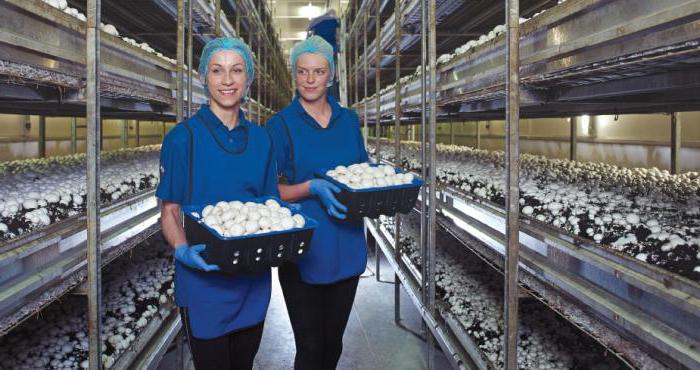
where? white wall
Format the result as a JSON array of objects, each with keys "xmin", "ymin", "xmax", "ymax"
[
  {"xmin": 394, "ymin": 112, "xmax": 700, "ymax": 171},
  {"xmin": 0, "ymin": 114, "xmax": 175, "ymax": 161}
]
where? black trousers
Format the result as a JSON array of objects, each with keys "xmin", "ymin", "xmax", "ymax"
[
  {"xmin": 180, "ymin": 308, "xmax": 264, "ymax": 370},
  {"xmin": 279, "ymin": 262, "xmax": 360, "ymax": 370}
]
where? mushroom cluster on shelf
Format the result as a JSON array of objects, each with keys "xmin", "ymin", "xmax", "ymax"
[
  {"xmin": 325, "ymin": 163, "xmax": 414, "ymax": 190},
  {"xmin": 357, "ymin": 0, "xmax": 571, "ymax": 107},
  {"xmin": 199, "ymin": 199, "xmax": 306, "ymax": 238},
  {"xmin": 41, "ymin": 0, "xmax": 178, "ymax": 64},
  {"xmin": 373, "ymin": 141, "xmax": 700, "ymax": 281},
  {"xmin": 0, "ymin": 237, "xmax": 174, "ymax": 369},
  {"xmin": 379, "ymin": 215, "xmax": 626, "ymax": 370},
  {"xmin": 0, "ymin": 146, "xmax": 160, "ymax": 242}
]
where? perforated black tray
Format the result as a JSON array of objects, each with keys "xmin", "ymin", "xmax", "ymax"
[
  {"xmin": 316, "ymin": 164, "xmax": 423, "ymax": 222},
  {"xmin": 182, "ymin": 196, "xmax": 317, "ymax": 274}
]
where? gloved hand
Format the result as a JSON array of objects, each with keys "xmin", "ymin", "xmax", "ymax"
[
  {"xmin": 309, "ymin": 179, "xmax": 347, "ymax": 219},
  {"xmin": 174, "ymin": 244, "xmax": 220, "ymax": 272}
]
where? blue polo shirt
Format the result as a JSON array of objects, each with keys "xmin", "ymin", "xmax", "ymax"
[
  {"xmin": 266, "ymin": 95, "xmax": 368, "ymax": 284},
  {"xmin": 157, "ymin": 105, "xmax": 278, "ymax": 339}
]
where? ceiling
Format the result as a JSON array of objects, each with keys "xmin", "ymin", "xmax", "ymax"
[{"xmin": 267, "ymin": 0, "xmax": 349, "ymax": 62}]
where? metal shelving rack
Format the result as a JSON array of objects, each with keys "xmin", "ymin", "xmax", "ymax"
[
  {"xmin": 0, "ymin": 0, "xmax": 289, "ymax": 369},
  {"xmin": 342, "ymin": 0, "xmax": 700, "ymax": 369}
]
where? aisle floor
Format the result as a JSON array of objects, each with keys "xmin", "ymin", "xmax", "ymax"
[{"xmin": 159, "ymin": 254, "xmax": 452, "ymax": 370}]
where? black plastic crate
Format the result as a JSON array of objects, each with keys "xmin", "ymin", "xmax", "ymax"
[
  {"xmin": 316, "ymin": 164, "xmax": 423, "ymax": 222},
  {"xmin": 182, "ymin": 196, "xmax": 318, "ymax": 274}
]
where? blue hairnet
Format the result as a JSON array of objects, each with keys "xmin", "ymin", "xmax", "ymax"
[
  {"xmin": 290, "ymin": 35, "xmax": 335, "ymax": 87},
  {"xmin": 198, "ymin": 37, "xmax": 255, "ymax": 97}
]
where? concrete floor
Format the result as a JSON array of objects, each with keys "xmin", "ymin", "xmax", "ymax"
[{"xmin": 159, "ymin": 254, "xmax": 451, "ymax": 370}]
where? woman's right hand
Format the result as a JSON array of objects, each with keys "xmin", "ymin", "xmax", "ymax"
[
  {"xmin": 175, "ymin": 244, "xmax": 221, "ymax": 272},
  {"xmin": 309, "ymin": 179, "xmax": 347, "ymax": 219}
]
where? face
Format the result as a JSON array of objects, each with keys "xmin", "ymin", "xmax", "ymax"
[
  {"xmin": 295, "ymin": 53, "xmax": 330, "ymax": 103},
  {"xmin": 206, "ymin": 50, "xmax": 247, "ymax": 110}
]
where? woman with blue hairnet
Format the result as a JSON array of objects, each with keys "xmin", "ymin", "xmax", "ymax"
[
  {"xmin": 266, "ymin": 35, "xmax": 369, "ymax": 370},
  {"xmin": 157, "ymin": 37, "xmax": 277, "ymax": 370}
]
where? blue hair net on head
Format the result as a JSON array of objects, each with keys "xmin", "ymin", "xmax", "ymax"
[
  {"xmin": 198, "ymin": 37, "xmax": 255, "ymax": 97},
  {"xmin": 290, "ymin": 35, "xmax": 335, "ymax": 87}
]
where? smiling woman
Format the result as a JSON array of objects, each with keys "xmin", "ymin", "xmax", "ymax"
[
  {"xmin": 265, "ymin": 35, "xmax": 369, "ymax": 370},
  {"xmin": 206, "ymin": 51, "xmax": 248, "ymax": 127},
  {"xmin": 156, "ymin": 36, "xmax": 279, "ymax": 370}
]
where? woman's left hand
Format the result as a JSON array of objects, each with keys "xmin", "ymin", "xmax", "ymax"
[{"xmin": 309, "ymin": 179, "xmax": 347, "ymax": 219}]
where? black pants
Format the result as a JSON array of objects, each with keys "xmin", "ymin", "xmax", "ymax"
[
  {"xmin": 180, "ymin": 308, "xmax": 264, "ymax": 370},
  {"xmin": 279, "ymin": 263, "xmax": 360, "ymax": 370}
]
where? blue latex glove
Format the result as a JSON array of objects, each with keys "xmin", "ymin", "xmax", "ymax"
[
  {"xmin": 309, "ymin": 179, "xmax": 347, "ymax": 219},
  {"xmin": 174, "ymin": 244, "xmax": 220, "ymax": 272}
]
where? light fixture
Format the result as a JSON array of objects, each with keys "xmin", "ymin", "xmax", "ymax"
[
  {"xmin": 580, "ymin": 114, "xmax": 590, "ymax": 135},
  {"xmin": 299, "ymin": 2, "xmax": 322, "ymax": 20}
]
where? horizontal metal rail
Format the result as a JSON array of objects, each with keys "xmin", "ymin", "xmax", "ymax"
[
  {"xmin": 0, "ymin": 191, "xmax": 160, "ymax": 336},
  {"xmin": 353, "ymin": 0, "xmax": 700, "ymax": 119},
  {"xmin": 435, "ymin": 187, "xmax": 699, "ymax": 369},
  {"xmin": 113, "ymin": 303, "xmax": 181, "ymax": 370},
  {"xmin": 0, "ymin": 0, "xmax": 280, "ymax": 118},
  {"xmin": 366, "ymin": 219, "xmax": 473, "ymax": 370}
]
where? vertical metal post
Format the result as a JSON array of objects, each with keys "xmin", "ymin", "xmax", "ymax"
[
  {"xmin": 38, "ymin": 116, "xmax": 46, "ymax": 158},
  {"xmin": 235, "ymin": 5, "xmax": 241, "ymax": 36},
  {"xmin": 214, "ymin": 0, "xmax": 221, "ymax": 36},
  {"xmin": 363, "ymin": 11, "xmax": 368, "ymax": 147},
  {"xmin": 504, "ymin": 0, "xmax": 521, "ymax": 369},
  {"xmin": 355, "ymin": 31, "xmax": 359, "ymax": 107},
  {"xmin": 476, "ymin": 121, "xmax": 480, "ymax": 149},
  {"xmin": 187, "ymin": 0, "xmax": 193, "ymax": 118},
  {"xmin": 257, "ymin": 31, "xmax": 262, "ymax": 123},
  {"xmin": 569, "ymin": 116, "xmax": 577, "ymax": 161},
  {"xmin": 426, "ymin": 0, "xmax": 437, "ymax": 368},
  {"xmin": 177, "ymin": 0, "xmax": 185, "ymax": 123},
  {"xmin": 86, "ymin": 0, "xmax": 102, "ymax": 369},
  {"xmin": 339, "ymin": 18, "xmax": 349, "ymax": 106},
  {"xmin": 121, "ymin": 119, "xmax": 128, "ymax": 148},
  {"xmin": 247, "ymin": 24, "xmax": 259, "ymax": 120},
  {"xmin": 70, "ymin": 117, "xmax": 77, "ymax": 154},
  {"xmin": 450, "ymin": 121, "xmax": 454, "ymax": 145},
  {"xmin": 393, "ymin": 0, "xmax": 403, "ymax": 326},
  {"xmin": 374, "ymin": 0, "xmax": 383, "ymax": 281},
  {"xmin": 176, "ymin": 332, "xmax": 184, "ymax": 369},
  {"xmin": 262, "ymin": 46, "xmax": 267, "ymax": 123},
  {"xmin": 419, "ymin": 0, "xmax": 428, "ymax": 341},
  {"xmin": 162, "ymin": 121, "xmax": 166, "ymax": 140},
  {"xmin": 375, "ymin": 0, "xmax": 382, "ymax": 164},
  {"xmin": 135, "ymin": 120, "xmax": 140, "ymax": 147},
  {"xmin": 671, "ymin": 112, "xmax": 681, "ymax": 174}
]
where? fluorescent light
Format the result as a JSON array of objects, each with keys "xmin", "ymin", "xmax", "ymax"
[
  {"xmin": 580, "ymin": 115, "xmax": 590, "ymax": 134},
  {"xmin": 299, "ymin": 2, "xmax": 322, "ymax": 20}
]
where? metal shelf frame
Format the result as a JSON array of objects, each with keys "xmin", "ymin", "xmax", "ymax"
[
  {"xmin": 0, "ymin": 0, "xmax": 285, "ymax": 122},
  {"xmin": 365, "ymin": 219, "xmax": 472, "ymax": 370},
  {"xmin": 0, "ymin": 1, "xmax": 287, "ymax": 370},
  {"xmin": 0, "ymin": 191, "xmax": 160, "ymax": 336},
  {"xmin": 111, "ymin": 303, "xmax": 181, "ymax": 370},
  {"xmin": 351, "ymin": 0, "xmax": 700, "ymax": 121},
  {"xmin": 343, "ymin": 1, "xmax": 700, "ymax": 370}
]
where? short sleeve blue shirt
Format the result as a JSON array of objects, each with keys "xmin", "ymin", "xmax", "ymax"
[
  {"xmin": 157, "ymin": 105, "xmax": 278, "ymax": 339},
  {"xmin": 267, "ymin": 95, "xmax": 368, "ymax": 284}
]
